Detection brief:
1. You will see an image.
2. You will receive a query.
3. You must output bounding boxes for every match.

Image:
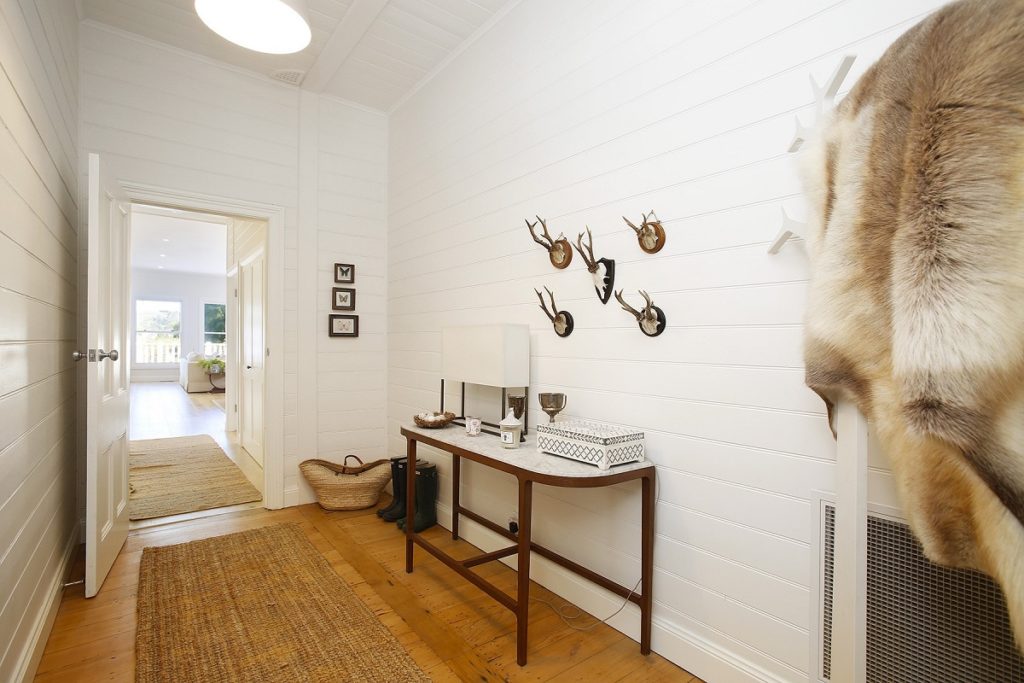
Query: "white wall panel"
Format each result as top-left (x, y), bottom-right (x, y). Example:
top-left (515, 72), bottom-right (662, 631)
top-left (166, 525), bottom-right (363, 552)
top-left (388, 0), bottom-right (947, 680)
top-left (79, 24), bottom-right (389, 504)
top-left (79, 22), bottom-right (305, 500)
top-left (0, 1), bottom-right (80, 680)
top-left (308, 95), bottom-right (389, 498)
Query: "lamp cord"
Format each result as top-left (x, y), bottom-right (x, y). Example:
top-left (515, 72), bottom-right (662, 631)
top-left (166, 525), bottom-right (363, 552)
top-left (530, 474), bottom-right (660, 632)
top-left (530, 576), bottom-right (643, 631)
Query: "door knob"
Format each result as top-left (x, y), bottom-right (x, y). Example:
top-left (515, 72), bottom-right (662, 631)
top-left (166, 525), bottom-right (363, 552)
top-left (246, 365), bottom-right (253, 370)
top-left (97, 349), bottom-right (119, 361)
top-left (72, 351), bottom-right (86, 361)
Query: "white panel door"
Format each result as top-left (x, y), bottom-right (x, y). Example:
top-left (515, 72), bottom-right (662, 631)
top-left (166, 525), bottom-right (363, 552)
top-left (84, 153), bottom-right (131, 598)
top-left (240, 254), bottom-right (265, 465)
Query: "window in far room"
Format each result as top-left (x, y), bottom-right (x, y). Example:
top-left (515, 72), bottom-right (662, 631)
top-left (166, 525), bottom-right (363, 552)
top-left (204, 302), bottom-right (226, 357)
top-left (135, 299), bottom-right (181, 364)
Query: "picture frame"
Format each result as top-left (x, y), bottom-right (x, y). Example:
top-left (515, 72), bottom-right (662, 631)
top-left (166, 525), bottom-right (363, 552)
top-left (334, 263), bottom-right (355, 284)
top-left (332, 287), bottom-right (356, 311)
top-left (328, 314), bottom-right (359, 338)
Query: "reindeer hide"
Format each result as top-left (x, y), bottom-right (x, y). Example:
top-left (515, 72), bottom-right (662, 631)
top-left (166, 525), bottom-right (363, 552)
top-left (799, 0), bottom-right (1024, 646)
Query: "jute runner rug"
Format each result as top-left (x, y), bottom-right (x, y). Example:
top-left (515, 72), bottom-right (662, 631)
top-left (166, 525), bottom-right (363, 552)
top-left (128, 434), bottom-right (260, 520)
top-left (136, 523), bottom-right (430, 682)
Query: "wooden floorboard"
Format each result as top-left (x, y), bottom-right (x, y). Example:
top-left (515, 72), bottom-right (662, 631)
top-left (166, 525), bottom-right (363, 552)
top-left (36, 502), bottom-right (699, 682)
top-left (129, 381), bottom-right (264, 502)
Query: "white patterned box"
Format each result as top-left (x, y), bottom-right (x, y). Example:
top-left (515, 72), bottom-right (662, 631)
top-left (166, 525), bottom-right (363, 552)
top-left (536, 420), bottom-right (645, 471)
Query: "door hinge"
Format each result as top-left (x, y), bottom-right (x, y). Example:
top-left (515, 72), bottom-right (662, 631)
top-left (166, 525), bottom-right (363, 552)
top-left (234, 288), bottom-right (238, 297)
top-left (234, 404), bottom-right (238, 413)
top-left (266, 348), bottom-right (270, 357)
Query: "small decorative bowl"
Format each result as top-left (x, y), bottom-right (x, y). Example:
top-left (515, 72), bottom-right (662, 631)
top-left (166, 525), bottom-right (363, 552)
top-left (413, 411), bottom-right (456, 429)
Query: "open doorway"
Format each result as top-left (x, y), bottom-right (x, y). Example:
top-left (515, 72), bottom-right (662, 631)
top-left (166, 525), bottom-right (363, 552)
top-left (127, 204), bottom-right (267, 527)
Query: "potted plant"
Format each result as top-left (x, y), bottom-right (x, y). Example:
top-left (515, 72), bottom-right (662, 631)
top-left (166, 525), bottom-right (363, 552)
top-left (197, 357), bottom-right (225, 375)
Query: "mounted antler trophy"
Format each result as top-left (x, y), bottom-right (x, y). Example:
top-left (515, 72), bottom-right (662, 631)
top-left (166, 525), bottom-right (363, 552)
top-left (526, 216), bottom-right (573, 269)
top-left (535, 287), bottom-right (574, 338)
top-left (614, 289), bottom-right (666, 337)
top-left (622, 210), bottom-right (666, 254)
top-left (575, 227), bottom-right (615, 304)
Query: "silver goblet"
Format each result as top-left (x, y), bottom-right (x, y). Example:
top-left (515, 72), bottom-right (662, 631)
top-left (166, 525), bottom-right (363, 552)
top-left (537, 392), bottom-right (566, 424)
top-left (508, 395), bottom-right (526, 421)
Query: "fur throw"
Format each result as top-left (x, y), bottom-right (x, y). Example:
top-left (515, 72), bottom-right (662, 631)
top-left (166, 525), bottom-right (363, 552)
top-left (800, 0), bottom-right (1024, 646)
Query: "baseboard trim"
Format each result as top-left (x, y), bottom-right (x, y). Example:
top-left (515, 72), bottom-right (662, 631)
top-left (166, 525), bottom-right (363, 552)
top-left (284, 484), bottom-right (316, 508)
top-left (14, 520), bottom-right (79, 683)
top-left (129, 369), bottom-right (178, 383)
top-left (433, 501), bottom-right (792, 683)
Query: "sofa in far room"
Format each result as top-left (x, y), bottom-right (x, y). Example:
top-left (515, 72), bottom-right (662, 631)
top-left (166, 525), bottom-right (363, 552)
top-left (179, 352), bottom-right (213, 393)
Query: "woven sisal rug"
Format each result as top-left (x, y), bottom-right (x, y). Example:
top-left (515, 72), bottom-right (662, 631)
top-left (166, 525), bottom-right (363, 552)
top-left (128, 435), bottom-right (261, 520)
top-left (136, 524), bottom-right (430, 682)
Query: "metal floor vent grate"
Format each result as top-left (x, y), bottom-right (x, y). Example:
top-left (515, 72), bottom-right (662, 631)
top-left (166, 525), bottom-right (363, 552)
top-left (865, 515), bottom-right (1023, 682)
top-left (822, 504), bottom-right (836, 680)
top-left (821, 505), bottom-right (1024, 682)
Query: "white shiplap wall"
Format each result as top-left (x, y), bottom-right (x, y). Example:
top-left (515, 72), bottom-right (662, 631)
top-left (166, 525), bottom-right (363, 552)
top-left (0, 0), bottom-right (81, 680)
top-left (387, 0), bottom-right (945, 680)
top-left (314, 96), bottom-right (388, 468)
top-left (79, 22), bottom-right (389, 506)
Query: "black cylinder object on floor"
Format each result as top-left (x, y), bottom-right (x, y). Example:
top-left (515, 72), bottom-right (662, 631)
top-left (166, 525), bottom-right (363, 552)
top-left (380, 460), bottom-right (431, 522)
top-left (376, 457), bottom-right (406, 518)
top-left (397, 464), bottom-right (438, 533)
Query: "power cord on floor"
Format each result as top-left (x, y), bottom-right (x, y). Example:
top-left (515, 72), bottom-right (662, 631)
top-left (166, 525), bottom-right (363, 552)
top-left (530, 473), bottom-right (660, 632)
top-left (530, 576), bottom-right (643, 631)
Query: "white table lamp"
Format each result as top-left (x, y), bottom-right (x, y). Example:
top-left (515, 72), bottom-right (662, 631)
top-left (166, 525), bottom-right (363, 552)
top-left (440, 325), bottom-right (530, 437)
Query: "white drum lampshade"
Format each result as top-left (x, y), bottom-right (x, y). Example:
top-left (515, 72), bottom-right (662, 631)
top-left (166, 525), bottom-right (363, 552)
top-left (441, 325), bottom-right (530, 388)
top-left (195, 0), bottom-right (312, 54)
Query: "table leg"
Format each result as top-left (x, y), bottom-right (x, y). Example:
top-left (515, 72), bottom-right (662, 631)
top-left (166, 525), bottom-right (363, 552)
top-left (452, 454), bottom-right (461, 540)
top-left (405, 437), bottom-right (417, 574)
top-left (640, 473), bottom-right (655, 654)
top-left (516, 478), bottom-right (533, 666)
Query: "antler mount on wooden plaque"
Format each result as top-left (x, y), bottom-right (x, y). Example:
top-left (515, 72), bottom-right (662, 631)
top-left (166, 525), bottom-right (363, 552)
top-left (535, 287), bottom-right (574, 338)
top-left (575, 227), bottom-right (615, 304)
top-left (527, 216), bottom-right (573, 269)
top-left (614, 289), bottom-right (666, 337)
top-left (622, 211), bottom-right (666, 254)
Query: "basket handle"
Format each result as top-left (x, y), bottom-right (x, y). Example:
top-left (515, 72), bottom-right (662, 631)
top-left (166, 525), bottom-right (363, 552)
top-left (344, 454), bottom-right (364, 467)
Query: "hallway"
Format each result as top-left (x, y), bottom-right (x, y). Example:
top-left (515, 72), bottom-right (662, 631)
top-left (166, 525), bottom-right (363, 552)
top-left (129, 382), bottom-right (263, 520)
top-left (130, 381), bottom-right (226, 441)
top-left (34, 504), bottom-right (693, 682)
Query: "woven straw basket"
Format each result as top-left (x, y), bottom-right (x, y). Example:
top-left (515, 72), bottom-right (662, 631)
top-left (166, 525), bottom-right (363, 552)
top-left (300, 455), bottom-right (391, 510)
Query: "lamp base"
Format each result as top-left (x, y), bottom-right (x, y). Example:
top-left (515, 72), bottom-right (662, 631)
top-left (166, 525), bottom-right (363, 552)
top-left (440, 379), bottom-right (528, 442)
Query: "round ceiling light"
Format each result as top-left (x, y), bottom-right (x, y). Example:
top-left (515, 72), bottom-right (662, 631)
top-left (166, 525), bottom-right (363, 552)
top-left (195, 0), bottom-right (311, 55)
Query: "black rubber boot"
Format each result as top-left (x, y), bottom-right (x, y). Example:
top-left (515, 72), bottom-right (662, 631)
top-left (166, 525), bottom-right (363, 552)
top-left (380, 459), bottom-right (408, 522)
top-left (376, 457), bottom-right (406, 518)
top-left (397, 465), bottom-right (438, 533)
top-left (382, 461), bottom-right (431, 522)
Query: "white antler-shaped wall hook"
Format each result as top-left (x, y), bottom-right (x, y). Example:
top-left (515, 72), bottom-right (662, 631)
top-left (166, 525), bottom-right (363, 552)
top-left (787, 55), bottom-right (856, 153)
top-left (775, 54), bottom-right (856, 253)
top-left (812, 54), bottom-right (856, 115)
top-left (767, 207), bottom-right (808, 255)
top-left (788, 118), bottom-right (814, 153)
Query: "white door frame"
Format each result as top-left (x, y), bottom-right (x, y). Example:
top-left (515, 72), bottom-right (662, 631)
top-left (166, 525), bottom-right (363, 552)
top-left (224, 267), bottom-right (239, 433)
top-left (118, 181), bottom-right (285, 509)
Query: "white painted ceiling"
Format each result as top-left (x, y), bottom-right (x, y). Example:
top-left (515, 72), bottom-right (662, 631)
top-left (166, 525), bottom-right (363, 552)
top-left (131, 207), bottom-right (227, 275)
top-left (81, 0), bottom-right (513, 111)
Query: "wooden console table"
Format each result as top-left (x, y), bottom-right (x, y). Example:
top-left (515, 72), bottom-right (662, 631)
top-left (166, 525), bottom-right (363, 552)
top-left (400, 424), bottom-right (655, 666)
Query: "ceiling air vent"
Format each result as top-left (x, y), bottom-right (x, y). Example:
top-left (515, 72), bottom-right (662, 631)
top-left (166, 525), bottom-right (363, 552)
top-left (271, 69), bottom-right (305, 85)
